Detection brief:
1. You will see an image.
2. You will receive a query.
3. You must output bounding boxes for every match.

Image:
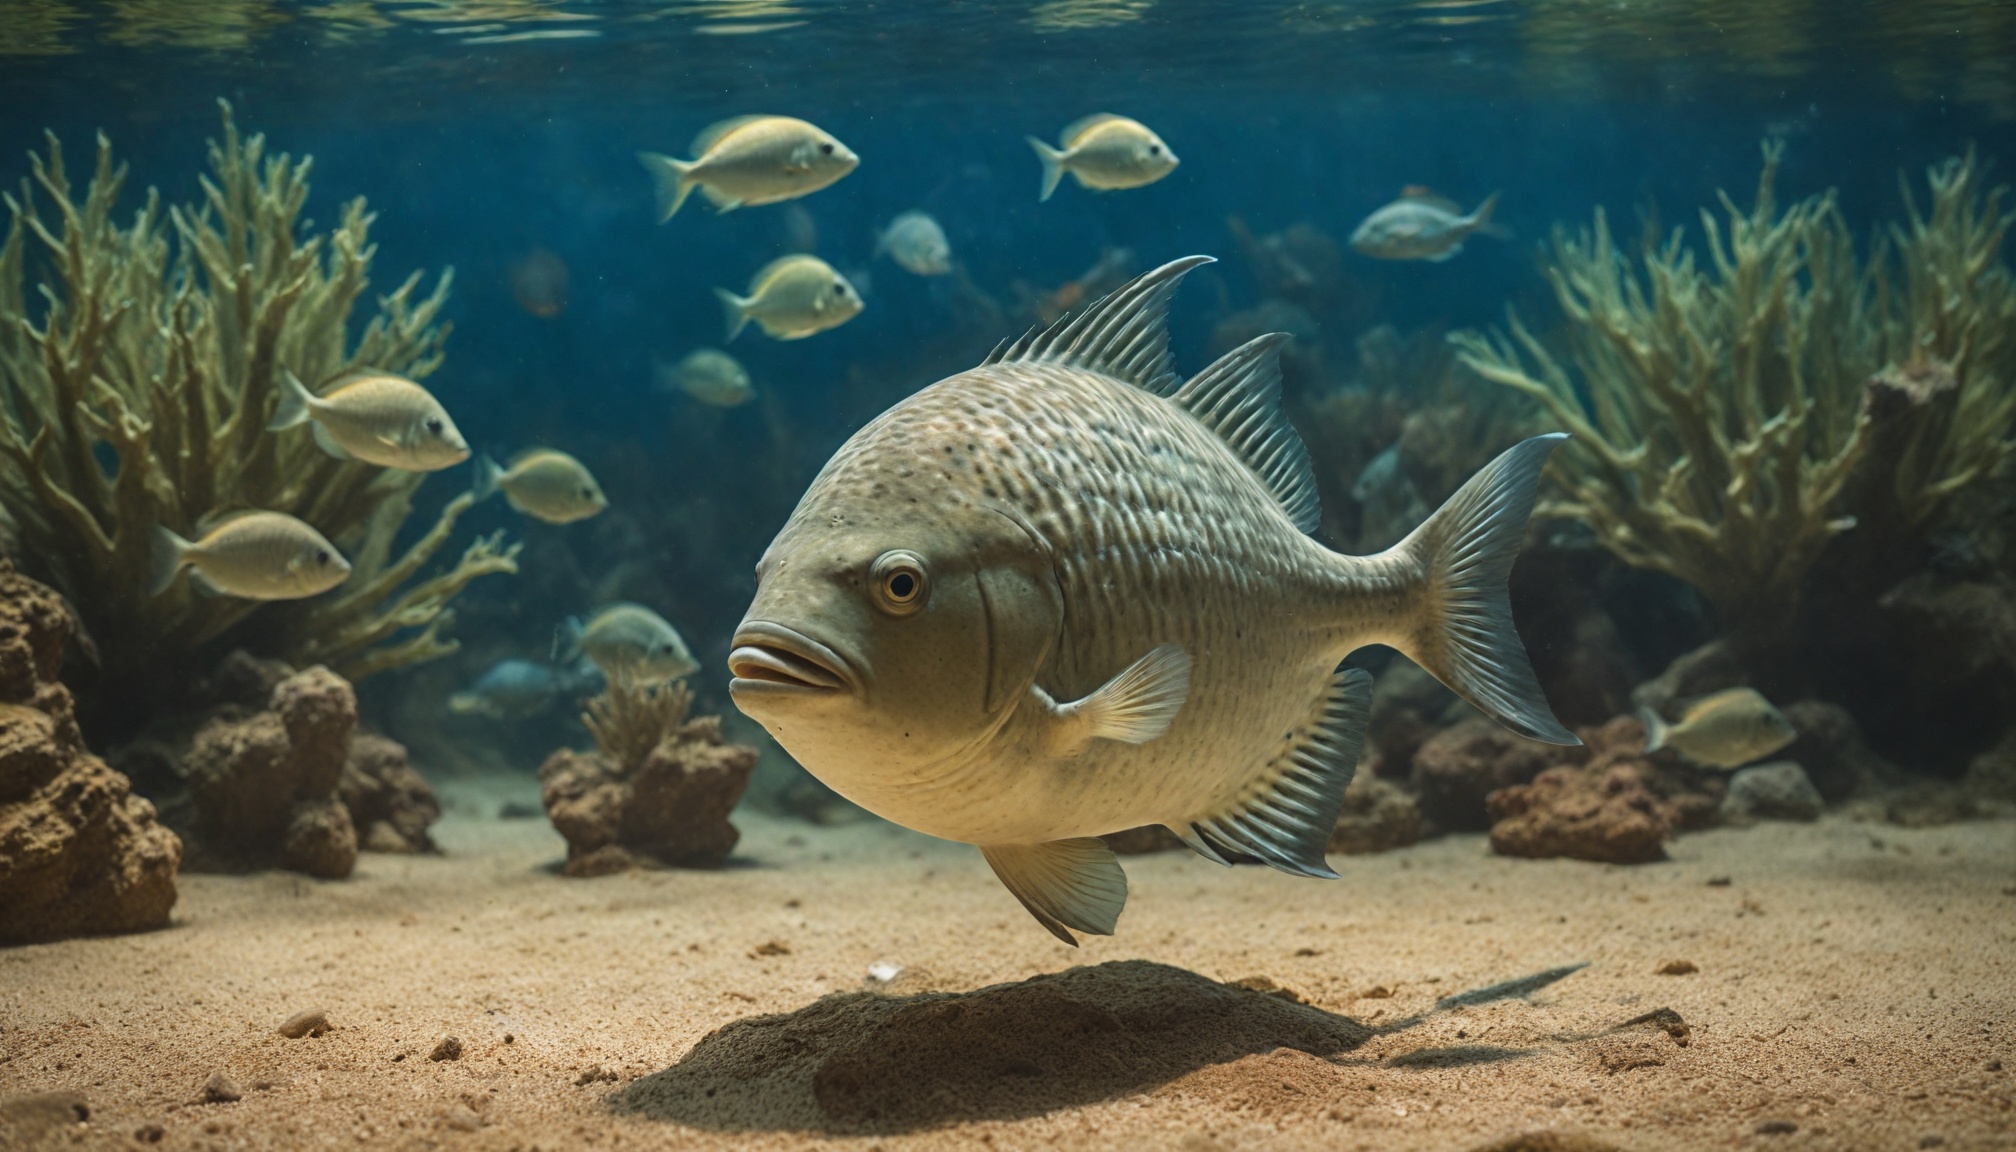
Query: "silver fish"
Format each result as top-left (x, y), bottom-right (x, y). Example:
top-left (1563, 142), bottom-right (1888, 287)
top-left (149, 511), bottom-right (351, 600)
top-left (473, 449), bottom-right (607, 525)
top-left (268, 370), bottom-right (470, 471)
top-left (716, 255), bottom-right (863, 342)
top-left (449, 658), bottom-right (600, 718)
top-left (1027, 114), bottom-right (1179, 202)
top-left (659, 348), bottom-right (756, 407)
top-left (1350, 189), bottom-right (1502, 262)
top-left (556, 602), bottom-right (700, 685)
top-left (637, 115), bottom-right (858, 221)
top-left (1641, 688), bottom-right (1796, 769)
top-left (876, 210), bottom-right (954, 276)
top-left (727, 257), bottom-right (1575, 944)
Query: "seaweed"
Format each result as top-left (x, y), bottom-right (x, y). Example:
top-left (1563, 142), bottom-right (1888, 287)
top-left (0, 102), bottom-right (515, 719)
top-left (1451, 142), bottom-right (2016, 647)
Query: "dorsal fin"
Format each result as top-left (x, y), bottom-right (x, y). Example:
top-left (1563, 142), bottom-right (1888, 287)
top-left (982, 255), bottom-right (1213, 396)
top-left (1400, 186), bottom-right (1462, 213)
top-left (1171, 333), bottom-right (1321, 533)
top-left (1059, 113), bottom-right (1125, 146)
top-left (750, 253), bottom-right (826, 288)
top-left (690, 115), bottom-right (771, 158)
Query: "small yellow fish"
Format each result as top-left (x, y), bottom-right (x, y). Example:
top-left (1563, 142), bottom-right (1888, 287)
top-left (1027, 114), bottom-right (1178, 202)
top-left (658, 348), bottom-right (755, 407)
top-left (716, 255), bottom-right (863, 342)
top-left (637, 115), bottom-right (858, 221)
top-left (150, 511), bottom-right (351, 600)
top-left (269, 371), bottom-right (470, 471)
top-left (876, 210), bottom-right (953, 276)
top-left (555, 602), bottom-right (699, 685)
top-left (473, 449), bottom-right (607, 525)
top-left (1640, 688), bottom-right (1797, 769)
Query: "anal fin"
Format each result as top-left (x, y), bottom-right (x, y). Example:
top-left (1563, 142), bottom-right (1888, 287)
top-left (311, 420), bottom-right (353, 460)
top-left (981, 838), bottom-right (1128, 946)
top-left (1183, 665), bottom-right (1374, 878)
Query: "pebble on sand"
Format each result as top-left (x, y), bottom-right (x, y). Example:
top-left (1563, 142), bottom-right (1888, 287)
top-left (200, 1073), bottom-right (242, 1104)
top-left (1655, 959), bottom-right (1699, 975)
top-left (428, 1035), bottom-right (463, 1062)
top-left (277, 1009), bottom-right (331, 1039)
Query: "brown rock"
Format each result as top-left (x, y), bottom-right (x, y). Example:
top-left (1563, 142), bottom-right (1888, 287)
top-left (1487, 761), bottom-right (1671, 864)
top-left (1655, 959), bottom-right (1698, 976)
top-left (1328, 775), bottom-right (1422, 855)
top-left (429, 1035), bottom-right (463, 1062)
top-left (1779, 700), bottom-right (1894, 802)
top-left (282, 798), bottom-right (358, 879)
top-left (540, 714), bottom-right (757, 874)
top-left (1365, 657), bottom-right (1463, 779)
top-left (338, 733), bottom-right (439, 854)
top-left (181, 666), bottom-right (362, 877)
top-left (270, 666), bottom-right (358, 795)
top-left (278, 1009), bottom-right (331, 1038)
top-left (200, 1072), bottom-right (242, 1104)
top-left (0, 562), bottom-right (181, 944)
top-left (1413, 717), bottom-right (1583, 831)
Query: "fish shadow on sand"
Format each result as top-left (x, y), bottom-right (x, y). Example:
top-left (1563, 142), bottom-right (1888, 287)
top-left (607, 959), bottom-right (1373, 1134)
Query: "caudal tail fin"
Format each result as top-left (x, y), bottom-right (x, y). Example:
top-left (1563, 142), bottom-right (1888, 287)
top-left (471, 454), bottom-right (505, 503)
top-left (1388, 433), bottom-right (1578, 745)
top-left (714, 287), bottom-right (751, 342)
top-left (148, 524), bottom-right (193, 597)
top-left (552, 617), bottom-right (586, 663)
top-left (1470, 191), bottom-right (1511, 240)
top-left (1027, 136), bottom-right (1068, 202)
top-left (636, 151), bottom-right (698, 223)
top-left (1638, 706), bottom-right (1671, 754)
top-left (267, 370), bottom-right (316, 432)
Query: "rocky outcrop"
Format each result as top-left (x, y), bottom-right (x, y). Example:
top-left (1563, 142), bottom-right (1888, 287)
top-left (182, 666), bottom-right (361, 877)
top-left (1485, 716), bottom-right (1718, 864)
top-left (1412, 717), bottom-right (1581, 831)
top-left (0, 561), bottom-right (180, 944)
top-left (1328, 775), bottom-right (1423, 855)
top-left (541, 700), bottom-right (758, 876)
top-left (339, 733), bottom-right (439, 854)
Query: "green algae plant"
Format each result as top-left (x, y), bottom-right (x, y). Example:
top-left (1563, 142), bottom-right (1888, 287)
top-left (1451, 142), bottom-right (2016, 646)
top-left (0, 102), bottom-right (516, 710)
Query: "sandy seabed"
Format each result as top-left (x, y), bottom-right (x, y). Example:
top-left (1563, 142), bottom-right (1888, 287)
top-left (2, 781), bottom-right (2012, 1152)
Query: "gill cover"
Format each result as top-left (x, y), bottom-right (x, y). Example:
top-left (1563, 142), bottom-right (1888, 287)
top-left (973, 507), bottom-right (1063, 718)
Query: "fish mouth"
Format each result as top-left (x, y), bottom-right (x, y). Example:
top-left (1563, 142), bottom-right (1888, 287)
top-left (728, 622), bottom-right (855, 696)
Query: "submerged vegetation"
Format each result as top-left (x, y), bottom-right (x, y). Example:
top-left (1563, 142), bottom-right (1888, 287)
top-left (0, 102), bottom-right (515, 708)
top-left (1453, 142), bottom-right (2016, 645)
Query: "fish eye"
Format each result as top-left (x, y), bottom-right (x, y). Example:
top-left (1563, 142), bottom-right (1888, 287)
top-left (870, 550), bottom-right (929, 616)
top-left (820, 142), bottom-right (835, 156)
top-left (315, 549), bottom-right (331, 566)
top-left (1148, 144), bottom-right (1161, 155)
top-left (425, 418), bottom-right (444, 435)
top-left (833, 280), bottom-right (848, 295)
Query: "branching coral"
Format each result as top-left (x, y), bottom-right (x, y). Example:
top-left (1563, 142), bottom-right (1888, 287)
top-left (583, 676), bottom-right (694, 774)
top-left (1451, 142), bottom-right (2016, 641)
top-left (0, 101), bottom-right (514, 704)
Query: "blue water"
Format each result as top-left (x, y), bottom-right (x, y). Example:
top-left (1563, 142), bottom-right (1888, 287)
top-left (3, 0), bottom-right (2010, 729)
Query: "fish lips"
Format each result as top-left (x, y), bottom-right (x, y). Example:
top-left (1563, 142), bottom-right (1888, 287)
top-left (728, 621), bottom-right (857, 699)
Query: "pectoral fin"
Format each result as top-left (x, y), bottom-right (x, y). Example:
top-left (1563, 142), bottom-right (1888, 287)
top-left (1045, 643), bottom-right (1191, 756)
top-left (981, 838), bottom-right (1128, 946)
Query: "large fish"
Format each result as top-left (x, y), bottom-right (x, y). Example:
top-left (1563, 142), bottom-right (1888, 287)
top-left (728, 256), bottom-right (1577, 944)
